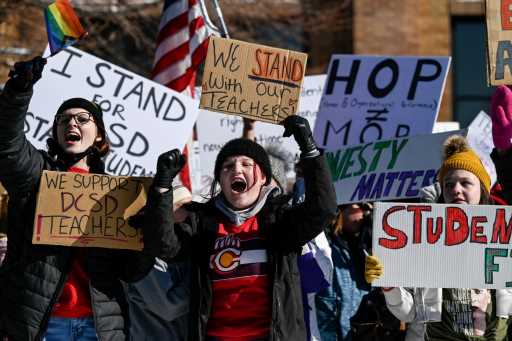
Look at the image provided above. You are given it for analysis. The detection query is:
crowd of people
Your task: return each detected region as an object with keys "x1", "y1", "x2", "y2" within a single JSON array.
[{"x1": 1, "y1": 54, "x2": 512, "y2": 341}]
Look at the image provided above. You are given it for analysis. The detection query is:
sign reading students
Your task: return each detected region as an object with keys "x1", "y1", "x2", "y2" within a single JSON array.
[
  {"x1": 313, "y1": 55, "x2": 451, "y2": 150},
  {"x1": 373, "y1": 202, "x2": 512, "y2": 289},
  {"x1": 486, "y1": 0, "x2": 512, "y2": 85},
  {"x1": 33, "y1": 171, "x2": 151, "y2": 250},
  {"x1": 199, "y1": 37, "x2": 308, "y2": 124},
  {"x1": 27, "y1": 47, "x2": 199, "y2": 176}
]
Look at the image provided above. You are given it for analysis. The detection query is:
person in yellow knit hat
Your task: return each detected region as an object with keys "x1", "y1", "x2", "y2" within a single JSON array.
[{"x1": 364, "y1": 134, "x2": 512, "y2": 341}]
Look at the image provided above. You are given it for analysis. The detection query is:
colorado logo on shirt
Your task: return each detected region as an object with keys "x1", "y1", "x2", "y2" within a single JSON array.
[{"x1": 210, "y1": 234, "x2": 268, "y2": 279}]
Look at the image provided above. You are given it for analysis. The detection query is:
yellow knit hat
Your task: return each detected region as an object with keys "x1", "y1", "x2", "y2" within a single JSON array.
[{"x1": 438, "y1": 135, "x2": 491, "y2": 194}]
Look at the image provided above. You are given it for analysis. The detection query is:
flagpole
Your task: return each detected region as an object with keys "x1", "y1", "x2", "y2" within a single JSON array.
[{"x1": 211, "y1": 0, "x2": 230, "y2": 38}]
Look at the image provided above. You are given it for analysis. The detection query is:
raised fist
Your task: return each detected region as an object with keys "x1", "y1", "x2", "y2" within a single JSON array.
[
  {"x1": 283, "y1": 115, "x2": 319, "y2": 158},
  {"x1": 153, "y1": 149, "x2": 186, "y2": 189},
  {"x1": 8, "y1": 56, "x2": 46, "y2": 91},
  {"x1": 490, "y1": 85, "x2": 512, "y2": 151}
]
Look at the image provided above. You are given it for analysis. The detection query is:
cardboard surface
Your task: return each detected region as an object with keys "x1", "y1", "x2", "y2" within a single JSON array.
[
  {"x1": 28, "y1": 47, "x2": 198, "y2": 177},
  {"x1": 325, "y1": 130, "x2": 466, "y2": 204},
  {"x1": 199, "y1": 37, "x2": 307, "y2": 124},
  {"x1": 486, "y1": 0, "x2": 512, "y2": 85},
  {"x1": 33, "y1": 171, "x2": 151, "y2": 250},
  {"x1": 313, "y1": 55, "x2": 451, "y2": 150},
  {"x1": 373, "y1": 202, "x2": 512, "y2": 289}
]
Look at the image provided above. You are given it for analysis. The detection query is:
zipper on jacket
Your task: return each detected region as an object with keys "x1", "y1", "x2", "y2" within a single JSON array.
[
  {"x1": 35, "y1": 252, "x2": 73, "y2": 341},
  {"x1": 89, "y1": 280, "x2": 102, "y2": 341}
]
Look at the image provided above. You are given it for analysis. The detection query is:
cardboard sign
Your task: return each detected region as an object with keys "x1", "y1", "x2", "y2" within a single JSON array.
[
  {"x1": 194, "y1": 75, "x2": 326, "y2": 196},
  {"x1": 313, "y1": 55, "x2": 451, "y2": 150},
  {"x1": 373, "y1": 202, "x2": 512, "y2": 289},
  {"x1": 467, "y1": 111, "x2": 497, "y2": 185},
  {"x1": 325, "y1": 130, "x2": 466, "y2": 204},
  {"x1": 27, "y1": 47, "x2": 199, "y2": 176},
  {"x1": 199, "y1": 37, "x2": 308, "y2": 124},
  {"x1": 486, "y1": 0, "x2": 512, "y2": 85},
  {"x1": 33, "y1": 170, "x2": 151, "y2": 250}
]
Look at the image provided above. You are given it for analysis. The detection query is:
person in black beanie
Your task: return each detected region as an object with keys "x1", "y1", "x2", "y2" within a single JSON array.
[
  {"x1": 0, "y1": 57, "x2": 167, "y2": 341},
  {"x1": 144, "y1": 115, "x2": 337, "y2": 341}
]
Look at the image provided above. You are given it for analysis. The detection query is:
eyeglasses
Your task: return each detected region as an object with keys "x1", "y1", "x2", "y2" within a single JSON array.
[{"x1": 55, "y1": 112, "x2": 94, "y2": 126}]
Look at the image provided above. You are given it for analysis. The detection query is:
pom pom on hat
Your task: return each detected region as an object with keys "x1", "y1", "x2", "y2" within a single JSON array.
[{"x1": 438, "y1": 135, "x2": 491, "y2": 194}]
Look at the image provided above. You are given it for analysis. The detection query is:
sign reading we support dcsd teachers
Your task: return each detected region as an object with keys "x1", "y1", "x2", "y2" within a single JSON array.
[
  {"x1": 373, "y1": 202, "x2": 512, "y2": 289},
  {"x1": 33, "y1": 171, "x2": 151, "y2": 250},
  {"x1": 199, "y1": 37, "x2": 307, "y2": 124},
  {"x1": 325, "y1": 130, "x2": 464, "y2": 204},
  {"x1": 27, "y1": 47, "x2": 198, "y2": 176},
  {"x1": 313, "y1": 55, "x2": 451, "y2": 150}
]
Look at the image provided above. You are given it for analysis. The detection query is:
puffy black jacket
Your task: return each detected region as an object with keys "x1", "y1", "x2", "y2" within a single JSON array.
[
  {"x1": 145, "y1": 154, "x2": 337, "y2": 341},
  {"x1": 0, "y1": 82, "x2": 156, "y2": 340}
]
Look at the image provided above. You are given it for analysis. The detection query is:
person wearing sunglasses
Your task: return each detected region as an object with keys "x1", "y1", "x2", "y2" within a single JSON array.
[{"x1": 0, "y1": 57, "x2": 167, "y2": 341}]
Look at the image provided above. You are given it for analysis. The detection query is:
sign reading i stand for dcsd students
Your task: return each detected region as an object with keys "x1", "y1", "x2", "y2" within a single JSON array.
[
  {"x1": 33, "y1": 171, "x2": 151, "y2": 250},
  {"x1": 486, "y1": 0, "x2": 512, "y2": 85},
  {"x1": 199, "y1": 37, "x2": 308, "y2": 124},
  {"x1": 313, "y1": 55, "x2": 451, "y2": 150},
  {"x1": 373, "y1": 202, "x2": 512, "y2": 289}
]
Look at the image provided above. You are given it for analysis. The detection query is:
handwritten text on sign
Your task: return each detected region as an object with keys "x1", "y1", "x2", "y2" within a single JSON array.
[
  {"x1": 325, "y1": 130, "x2": 464, "y2": 204},
  {"x1": 373, "y1": 202, "x2": 512, "y2": 289},
  {"x1": 199, "y1": 37, "x2": 307, "y2": 124},
  {"x1": 28, "y1": 47, "x2": 198, "y2": 176},
  {"x1": 33, "y1": 171, "x2": 152, "y2": 250},
  {"x1": 486, "y1": 0, "x2": 512, "y2": 85},
  {"x1": 313, "y1": 55, "x2": 450, "y2": 150}
]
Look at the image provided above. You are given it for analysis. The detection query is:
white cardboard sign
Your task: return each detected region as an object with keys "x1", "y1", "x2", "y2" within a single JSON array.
[
  {"x1": 326, "y1": 130, "x2": 465, "y2": 204},
  {"x1": 373, "y1": 202, "x2": 512, "y2": 289},
  {"x1": 194, "y1": 75, "x2": 326, "y2": 195},
  {"x1": 27, "y1": 47, "x2": 199, "y2": 176},
  {"x1": 467, "y1": 111, "x2": 497, "y2": 186},
  {"x1": 313, "y1": 55, "x2": 451, "y2": 150}
]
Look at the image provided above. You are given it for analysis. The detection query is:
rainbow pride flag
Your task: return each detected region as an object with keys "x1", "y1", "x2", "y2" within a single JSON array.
[{"x1": 44, "y1": 0, "x2": 87, "y2": 55}]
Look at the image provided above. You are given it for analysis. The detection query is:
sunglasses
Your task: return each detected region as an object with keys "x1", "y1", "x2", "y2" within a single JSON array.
[{"x1": 55, "y1": 112, "x2": 94, "y2": 126}]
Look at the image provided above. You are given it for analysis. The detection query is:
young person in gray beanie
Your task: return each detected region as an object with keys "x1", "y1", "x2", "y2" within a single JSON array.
[
  {"x1": 0, "y1": 57, "x2": 169, "y2": 341},
  {"x1": 143, "y1": 115, "x2": 337, "y2": 341}
]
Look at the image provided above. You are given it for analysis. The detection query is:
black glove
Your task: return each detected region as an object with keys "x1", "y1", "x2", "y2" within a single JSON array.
[
  {"x1": 8, "y1": 56, "x2": 47, "y2": 91},
  {"x1": 153, "y1": 149, "x2": 186, "y2": 189},
  {"x1": 283, "y1": 115, "x2": 319, "y2": 158}
]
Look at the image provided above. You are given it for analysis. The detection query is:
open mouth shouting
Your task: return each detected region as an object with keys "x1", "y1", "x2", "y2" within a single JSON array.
[
  {"x1": 65, "y1": 131, "x2": 81, "y2": 144},
  {"x1": 231, "y1": 178, "x2": 247, "y2": 193}
]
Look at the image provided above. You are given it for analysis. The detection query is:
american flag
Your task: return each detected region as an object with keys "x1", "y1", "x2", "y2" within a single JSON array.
[{"x1": 151, "y1": 0, "x2": 219, "y2": 92}]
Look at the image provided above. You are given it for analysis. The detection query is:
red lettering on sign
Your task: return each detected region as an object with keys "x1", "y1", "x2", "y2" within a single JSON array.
[
  {"x1": 470, "y1": 215, "x2": 488, "y2": 244},
  {"x1": 502, "y1": 0, "x2": 512, "y2": 30},
  {"x1": 491, "y1": 208, "x2": 512, "y2": 243},
  {"x1": 378, "y1": 205, "x2": 407, "y2": 249},
  {"x1": 427, "y1": 217, "x2": 443, "y2": 244},
  {"x1": 407, "y1": 205, "x2": 431, "y2": 244},
  {"x1": 445, "y1": 207, "x2": 469, "y2": 246}
]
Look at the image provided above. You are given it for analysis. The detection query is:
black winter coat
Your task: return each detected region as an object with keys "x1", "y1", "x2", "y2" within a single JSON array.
[
  {"x1": 144, "y1": 154, "x2": 337, "y2": 341},
  {"x1": 0, "y1": 83, "x2": 157, "y2": 341}
]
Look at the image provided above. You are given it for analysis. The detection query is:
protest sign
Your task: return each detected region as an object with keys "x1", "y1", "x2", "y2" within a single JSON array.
[
  {"x1": 27, "y1": 47, "x2": 198, "y2": 176},
  {"x1": 373, "y1": 202, "x2": 512, "y2": 289},
  {"x1": 433, "y1": 121, "x2": 460, "y2": 133},
  {"x1": 467, "y1": 111, "x2": 497, "y2": 185},
  {"x1": 33, "y1": 170, "x2": 151, "y2": 250},
  {"x1": 194, "y1": 75, "x2": 326, "y2": 196},
  {"x1": 313, "y1": 55, "x2": 451, "y2": 150},
  {"x1": 199, "y1": 37, "x2": 307, "y2": 124},
  {"x1": 325, "y1": 130, "x2": 465, "y2": 204},
  {"x1": 486, "y1": 0, "x2": 512, "y2": 85}
]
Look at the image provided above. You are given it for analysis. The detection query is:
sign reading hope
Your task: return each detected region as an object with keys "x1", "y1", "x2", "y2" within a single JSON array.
[
  {"x1": 486, "y1": 0, "x2": 512, "y2": 85},
  {"x1": 313, "y1": 55, "x2": 450, "y2": 150},
  {"x1": 325, "y1": 130, "x2": 464, "y2": 204},
  {"x1": 373, "y1": 202, "x2": 512, "y2": 289},
  {"x1": 27, "y1": 47, "x2": 198, "y2": 176},
  {"x1": 33, "y1": 170, "x2": 151, "y2": 250},
  {"x1": 199, "y1": 37, "x2": 308, "y2": 124}
]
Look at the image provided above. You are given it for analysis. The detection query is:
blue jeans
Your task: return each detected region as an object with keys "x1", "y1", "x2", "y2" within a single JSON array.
[{"x1": 43, "y1": 317, "x2": 98, "y2": 341}]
